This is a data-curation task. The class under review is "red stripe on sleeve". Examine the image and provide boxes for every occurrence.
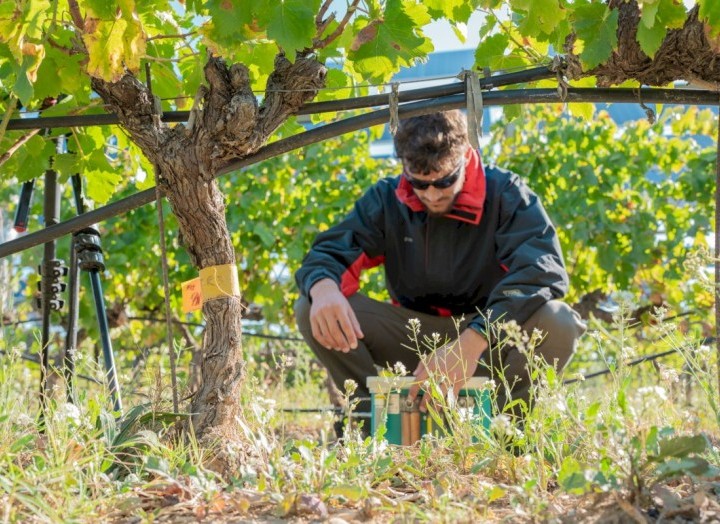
[340,253,385,297]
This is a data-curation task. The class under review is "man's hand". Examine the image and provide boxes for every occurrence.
[309,278,364,352]
[408,328,488,412]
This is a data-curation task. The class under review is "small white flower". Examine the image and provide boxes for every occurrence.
[53,402,82,426]
[490,414,512,435]
[393,361,407,376]
[343,379,358,396]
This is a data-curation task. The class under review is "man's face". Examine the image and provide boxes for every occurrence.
[403,155,467,216]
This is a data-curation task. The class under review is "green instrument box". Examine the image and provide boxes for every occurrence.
[366,376,491,445]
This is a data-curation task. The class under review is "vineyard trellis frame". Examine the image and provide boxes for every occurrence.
[1,66,720,400]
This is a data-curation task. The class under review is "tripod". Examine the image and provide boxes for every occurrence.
[14,167,123,414]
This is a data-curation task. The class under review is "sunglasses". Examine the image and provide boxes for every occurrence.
[403,161,463,191]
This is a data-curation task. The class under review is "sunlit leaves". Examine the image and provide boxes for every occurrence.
[637,0,687,58]
[84,167,124,204]
[572,2,619,70]
[510,0,565,38]
[424,0,477,23]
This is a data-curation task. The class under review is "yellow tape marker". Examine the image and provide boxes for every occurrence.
[181,264,240,313]
[199,263,240,302]
[181,278,202,313]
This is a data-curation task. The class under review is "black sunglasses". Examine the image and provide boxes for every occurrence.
[403,161,464,191]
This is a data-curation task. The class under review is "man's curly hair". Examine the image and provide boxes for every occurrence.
[393,110,469,175]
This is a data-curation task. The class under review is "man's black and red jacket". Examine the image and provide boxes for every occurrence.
[295,150,569,335]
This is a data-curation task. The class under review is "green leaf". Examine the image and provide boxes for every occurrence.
[699,0,720,36]
[474,33,508,70]
[654,434,707,460]
[636,23,666,58]
[637,0,686,58]
[53,153,80,180]
[424,0,475,23]
[202,0,256,48]
[656,457,711,479]
[348,0,433,83]
[84,168,124,204]
[12,60,34,105]
[573,3,619,70]
[327,484,364,502]
[568,103,594,121]
[84,0,118,19]
[266,0,320,62]
[558,456,590,494]
[514,0,566,37]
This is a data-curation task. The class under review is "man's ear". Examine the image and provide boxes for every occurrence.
[464,144,473,160]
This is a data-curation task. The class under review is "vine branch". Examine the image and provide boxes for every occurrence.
[312,0,361,51]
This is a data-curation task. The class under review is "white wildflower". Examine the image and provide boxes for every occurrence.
[343,379,358,396]
[52,402,82,426]
[658,366,679,384]
[393,361,407,376]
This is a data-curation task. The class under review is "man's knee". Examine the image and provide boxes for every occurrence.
[527,300,586,367]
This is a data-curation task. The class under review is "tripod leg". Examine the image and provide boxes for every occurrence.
[87,270,122,413]
[40,169,61,415]
[64,235,80,403]
[70,175,123,413]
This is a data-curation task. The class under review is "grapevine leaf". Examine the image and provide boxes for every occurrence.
[53,153,80,181]
[84,0,118,19]
[85,168,124,204]
[699,0,720,36]
[203,0,255,43]
[568,103,594,121]
[12,59,34,105]
[513,0,565,37]
[474,33,508,70]
[573,3,619,70]
[265,0,320,62]
[637,0,686,58]
[348,0,433,83]
[83,18,130,81]
[424,0,475,23]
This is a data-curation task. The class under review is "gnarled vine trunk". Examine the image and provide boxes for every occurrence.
[91,54,326,455]
[567,3,720,87]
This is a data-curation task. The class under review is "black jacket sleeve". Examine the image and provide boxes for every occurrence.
[295,183,386,298]
[467,173,568,336]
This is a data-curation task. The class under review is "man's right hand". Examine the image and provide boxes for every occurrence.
[308,278,364,352]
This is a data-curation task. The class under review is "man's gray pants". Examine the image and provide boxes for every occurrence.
[295,294,586,418]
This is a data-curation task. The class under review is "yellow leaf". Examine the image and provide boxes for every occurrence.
[21,42,45,82]
[568,103,595,121]
[123,17,146,73]
[83,18,129,81]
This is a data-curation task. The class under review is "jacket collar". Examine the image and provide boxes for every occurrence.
[395,149,486,225]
